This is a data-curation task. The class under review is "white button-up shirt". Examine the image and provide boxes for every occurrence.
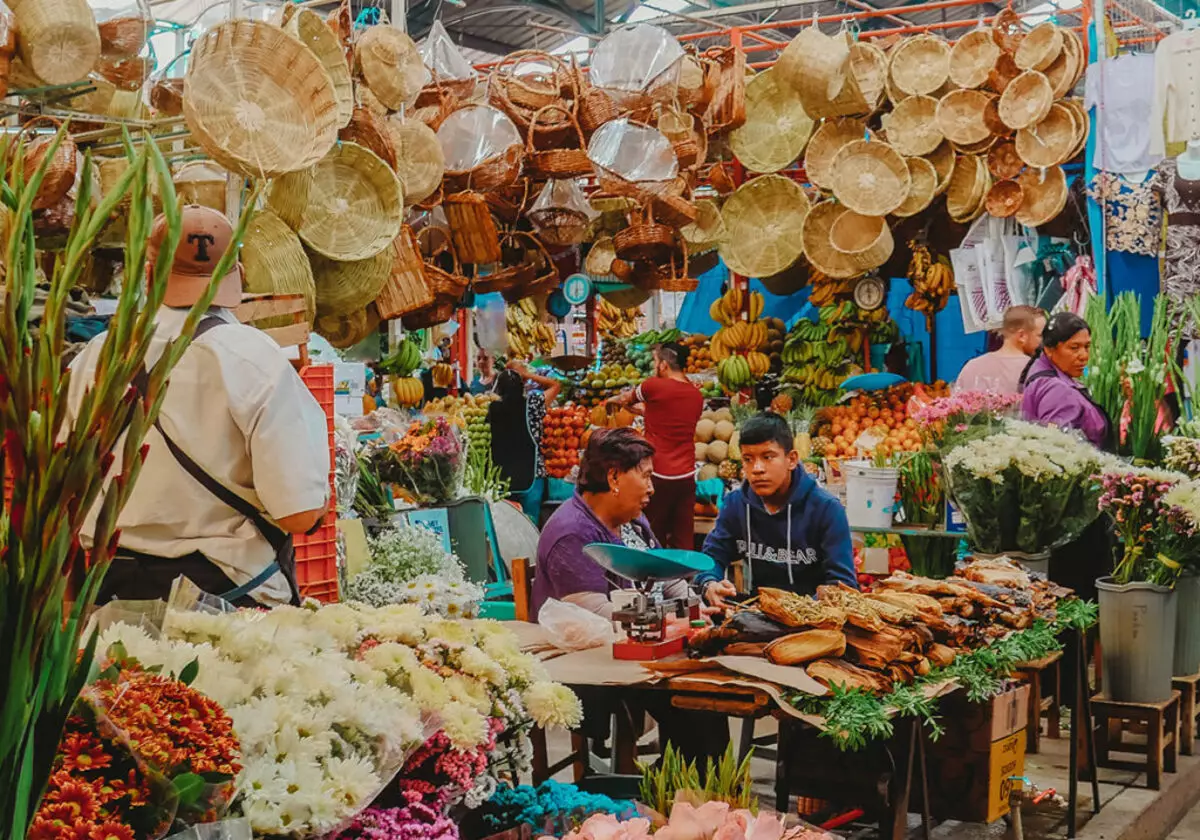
[66,307,330,605]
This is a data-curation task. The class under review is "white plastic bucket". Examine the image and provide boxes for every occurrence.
[844,460,899,529]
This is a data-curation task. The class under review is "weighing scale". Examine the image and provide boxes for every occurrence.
[582,544,715,660]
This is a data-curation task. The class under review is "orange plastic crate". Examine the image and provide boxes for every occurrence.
[295,365,339,602]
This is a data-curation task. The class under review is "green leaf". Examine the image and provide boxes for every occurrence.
[178,658,199,686]
[172,772,206,807]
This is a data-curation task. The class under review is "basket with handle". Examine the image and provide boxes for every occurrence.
[613,204,675,263]
[701,44,746,133]
[577,69,619,137]
[402,299,457,330]
[444,190,503,265]
[18,116,78,212]
[443,142,523,194]
[377,226,436,319]
[649,233,694,292]
[501,251,561,304]
[475,231,550,294]
[527,105,591,179]
[490,50,576,144]
[173,160,228,212]
[417,226,469,304]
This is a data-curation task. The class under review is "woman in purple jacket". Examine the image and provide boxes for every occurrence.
[1020,312,1112,450]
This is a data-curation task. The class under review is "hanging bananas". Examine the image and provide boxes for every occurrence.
[597,298,640,339]
[506,298,555,359]
[905,240,955,328]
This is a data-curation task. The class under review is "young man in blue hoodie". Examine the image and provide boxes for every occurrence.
[696,412,858,605]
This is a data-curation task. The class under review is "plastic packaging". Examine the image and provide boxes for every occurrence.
[537,598,617,651]
[420,19,476,94]
[436,104,521,171]
[163,819,252,840]
[474,291,510,358]
[589,24,684,106]
[587,118,678,186]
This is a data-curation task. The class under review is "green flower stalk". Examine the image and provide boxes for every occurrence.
[0,126,256,840]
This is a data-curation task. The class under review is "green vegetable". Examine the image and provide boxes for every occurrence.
[638,742,699,815]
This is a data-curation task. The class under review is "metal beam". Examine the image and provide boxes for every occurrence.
[410,0,601,45]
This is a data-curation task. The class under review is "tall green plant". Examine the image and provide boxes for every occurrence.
[0,128,255,840]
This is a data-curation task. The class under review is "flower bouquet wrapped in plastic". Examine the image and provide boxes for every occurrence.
[378,416,466,504]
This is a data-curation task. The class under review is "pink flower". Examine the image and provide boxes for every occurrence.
[656,802,732,840]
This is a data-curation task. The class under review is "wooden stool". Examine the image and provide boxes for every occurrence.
[1091,691,1180,790]
[1171,674,1200,756]
[1014,650,1064,754]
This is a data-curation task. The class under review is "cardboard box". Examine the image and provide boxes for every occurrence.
[925,729,1027,823]
[936,684,1030,751]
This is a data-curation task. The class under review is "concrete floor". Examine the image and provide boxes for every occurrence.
[1166,802,1200,840]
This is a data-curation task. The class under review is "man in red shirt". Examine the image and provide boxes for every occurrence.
[609,342,704,549]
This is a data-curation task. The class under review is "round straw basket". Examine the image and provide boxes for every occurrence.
[984,179,1024,218]
[1062,28,1086,89]
[1061,97,1090,161]
[316,306,380,349]
[987,140,1024,180]
[355,25,427,111]
[730,68,814,173]
[20,116,78,211]
[936,89,993,146]
[776,27,861,118]
[884,95,942,157]
[892,156,938,218]
[802,200,859,279]
[402,300,457,331]
[339,106,398,170]
[7,0,99,85]
[173,160,227,212]
[376,226,435,319]
[241,209,316,325]
[444,190,504,265]
[311,247,392,318]
[991,8,1024,55]
[284,8,353,127]
[1016,165,1067,227]
[681,198,728,253]
[946,154,988,222]
[949,30,1000,89]
[184,19,339,178]
[830,139,910,217]
[586,236,619,277]
[851,42,888,113]
[985,52,1021,94]
[97,55,150,91]
[924,140,956,195]
[889,35,951,97]
[614,206,675,263]
[1016,103,1077,168]
[444,143,524,194]
[804,117,872,191]
[527,106,591,179]
[98,15,151,58]
[531,207,591,247]
[1015,23,1063,72]
[386,117,444,206]
[982,95,1010,137]
[299,142,403,261]
[829,211,893,271]
[718,174,809,278]
[149,77,184,117]
[267,168,314,231]
[998,71,1052,130]
[1044,37,1080,99]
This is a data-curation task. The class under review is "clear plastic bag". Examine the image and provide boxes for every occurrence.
[587,118,678,185]
[589,24,684,106]
[436,104,521,170]
[537,598,617,650]
[163,819,252,840]
[420,20,476,93]
[474,291,510,358]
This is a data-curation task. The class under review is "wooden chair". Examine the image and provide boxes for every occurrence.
[1091,691,1181,790]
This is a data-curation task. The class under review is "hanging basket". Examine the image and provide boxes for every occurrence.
[490,49,575,115]
[402,299,457,330]
[829,140,910,217]
[936,89,994,147]
[317,306,381,349]
[578,78,619,137]
[884,95,943,157]
[417,226,469,303]
[173,160,227,212]
[475,231,553,293]
[718,174,809,278]
[776,27,867,120]
[283,7,353,127]
[98,15,151,58]
[1015,165,1067,227]
[444,190,503,264]
[949,29,1000,90]
[530,207,591,247]
[998,71,1052,130]
[991,8,1025,55]
[386,116,445,206]
[613,205,675,263]
[442,127,523,194]
[241,209,316,325]
[892,156,938,218]
[8,0,99,85]
[20,116,78,212]
[355,24,428,110]
[829,211,894,271]
[300,142,404,261]
[889,35,951,97]
[1015,22,1063,72]
[985,52,1021,94]
[526,105,591,179]
[802,200,859,279]
[651,192,699,227]
[730,68,814,173]
[339,106,399,170]
[184,19,339,178]
[1015,102,1077,168]
[984,179,1024,218]
[681,198,727,253]
[804,117,873,191]
[924,140,957,195]
[987,140,1024,180]
[149,77,185,117]
[267,168,314,231]
[702,44,747,133]
[946,153,989,222]
[311,248,392,318]
[376,226,436,319]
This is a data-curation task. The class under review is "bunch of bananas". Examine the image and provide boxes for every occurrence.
[716,353,771,390]
[711,319,769,360]
[379,338,423,377]
[905,241,955,326]
[506,298,555,358]
[708,286,764,327]
[431,362,455,389]
[390,376,424,407]
[808,268,859,307]
[597,298,640,339]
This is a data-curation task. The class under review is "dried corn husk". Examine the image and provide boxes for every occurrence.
[764,629,847,666]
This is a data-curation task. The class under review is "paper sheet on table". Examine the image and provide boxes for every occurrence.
[710,656,830,696]
[540,644,657,686]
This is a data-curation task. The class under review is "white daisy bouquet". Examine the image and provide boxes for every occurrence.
[345,524,485,618]
[943,420,1108,555]
[94,602,581,836]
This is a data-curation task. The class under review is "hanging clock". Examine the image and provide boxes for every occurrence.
[854,276,886,311]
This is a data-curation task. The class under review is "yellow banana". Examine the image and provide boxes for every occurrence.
[749,292,764,321]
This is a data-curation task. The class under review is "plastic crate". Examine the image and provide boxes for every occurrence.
[295,364,339,602]
[3,468,11,508]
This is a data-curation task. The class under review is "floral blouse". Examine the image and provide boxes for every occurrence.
[1087,172,1164,257]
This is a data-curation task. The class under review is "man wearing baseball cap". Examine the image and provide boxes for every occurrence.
[65,205,331,606]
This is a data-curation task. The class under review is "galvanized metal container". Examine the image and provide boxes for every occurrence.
[1096,576,1177,703]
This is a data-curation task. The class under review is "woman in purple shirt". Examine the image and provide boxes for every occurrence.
[1020,313,1112,450]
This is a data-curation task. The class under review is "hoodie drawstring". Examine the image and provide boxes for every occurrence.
[786,504,794,584]
[744,502,754,592]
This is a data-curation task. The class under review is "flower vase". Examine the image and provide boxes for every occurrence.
[1174,571,1200,677]
[1096,576,1177,703]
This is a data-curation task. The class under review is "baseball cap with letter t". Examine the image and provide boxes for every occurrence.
[148,204,244,309]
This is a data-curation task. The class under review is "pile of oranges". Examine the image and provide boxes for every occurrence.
[816,382,949,460]
[542,404,589,478]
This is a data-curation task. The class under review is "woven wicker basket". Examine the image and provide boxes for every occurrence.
[1061,97,1090,161]
[97,55,150,91]
[527,106,591,179]
[241,209,316,325]
[402,300,457,330]
[851,42,888,113]
[267,168,313,231]
[444,190,503,264]
[339,106,398,170]
[680,198,727,253]
[935,89,993,147]
[578,84,619,137]
[316,306,380,349]
[8,0,99,85]
[893,156,938,218]
[759,262,810,296]
[1015,23,1063,72]
[731,68,814,174]
[985,52,1021,94]
[98,15,151,57]
[718,174,809,278]
[889,35,951,97]
[20,116,77,212]
[776,27,867,120]
[284,7,353,127]
[386,116,445,206]
[148,76,184,116]
[491,50,574,114]
[883,95,943,157]
[1016,103,1077,168]
[355,24,427,111]
[829,211,893,271]
[418,227,469,303]
[585,236,619,277]
[173,161,227,212]
[376,226,435,319]
[802,200,860,279]
[998,71,1052,130]
[981,95,1010,137]
[701,44,747,133]
[1062,28,1086,89]
[987,140,1024,180]
[1015,165,1067,227]
[804,117,873,191]
[300,142,403,261]
[985,179,1024,219]
[531,207,591,247]
[1044,32,1081,99]
[476,232,552,293]
[949,30,1000,89]
[443,128,523,194]
[184,20,339,178]
[613,205,675,263]
[946,153,988,222]
[829,140,910,216]
[924,140,956,195]
[311,247,392,318]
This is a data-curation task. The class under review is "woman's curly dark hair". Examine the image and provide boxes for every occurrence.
[577,428,655,493]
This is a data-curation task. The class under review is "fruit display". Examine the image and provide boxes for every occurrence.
[695,407,740,482]
[575,363,643,407]
[600,339,632,368]
[424,393,497,425]
[811,382,949,460]
[461,394,497,456]
[905,241,956,328]
[781,301,890,406]
[807,267,860,308]
[589,402,637,429]
[596,297,641,339]
[507,297,556,359]
[682,334,714,373]
[709,288,776,392]
[542,404,588,478]
[379,338,423,378]
[390,376,424,408]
